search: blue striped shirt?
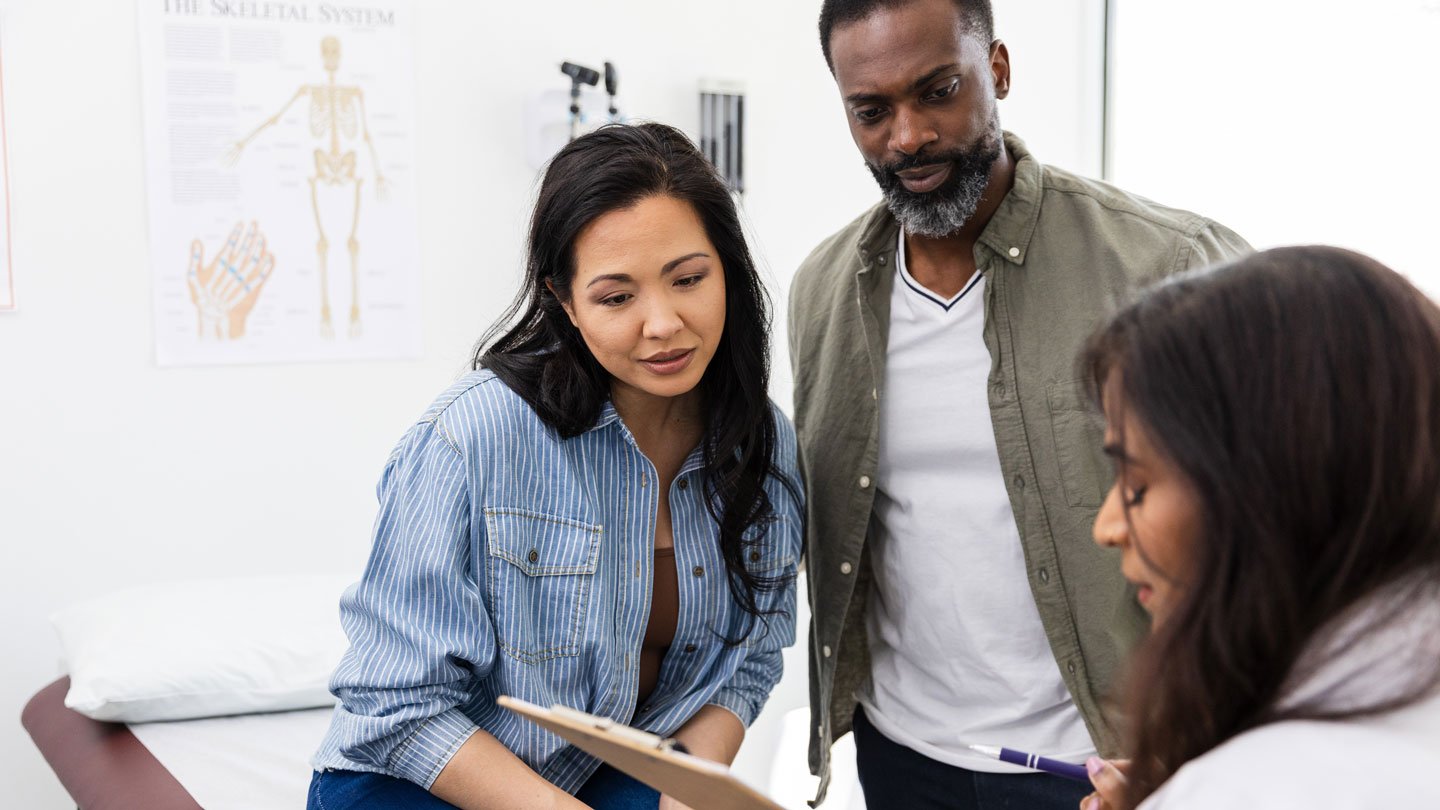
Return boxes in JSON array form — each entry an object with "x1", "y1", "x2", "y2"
[{"x1": 311, "y1": 370, "x2": 803, "y2": 793}]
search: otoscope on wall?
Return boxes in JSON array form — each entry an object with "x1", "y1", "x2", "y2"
[{"x1": 560, "y1": 61, "x2": 600, "y2": 141}]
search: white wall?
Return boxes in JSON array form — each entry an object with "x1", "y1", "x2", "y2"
[
  {"x1": 0, "y1": 1, "x2": 1100, "y2": 804},
  {"x1": 1109, "y1": 0, "x2": 1440, "y2": 294}
]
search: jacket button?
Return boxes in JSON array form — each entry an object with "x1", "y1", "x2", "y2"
[
  {"x1": 1009, "y1": 246, "x2": 1020, "y2": 258},
  {"x1": 1038, "y1": 568, "x2": 1050, "y2": 583},
  {"x1": 678, "y1": 479, "x2": 689, "y2": 491},
  {"x1": 640, "y1": 476, "x2": 648, "y2": 487},
  {"x1": 528, "y1": 549, "x2": 539, "y2": 563},
  {"x1": 693, "y1": 566, "x2": 705, "y2": 577},
  {"x1": 840, "y1": 562, "x2": 853, "y2": 575},
  {"x1": 822, "y1": 645, "x2": 832, "y2": 658},
  {"x1": 684, "y1": 644, "x2": 697, "y2": 653},
  {"x1": 877, "y1": 255, "x2": 887, "y2": 265},
  {"x1": 858, "y1": 475, "x2": 871, "y2": 489},
  {"x1": 749, "y1": 550, "x2": 761, "y2": 562},
  {"x1": 1067, "y1": 661, "x2": 1077, "y2": 674}
]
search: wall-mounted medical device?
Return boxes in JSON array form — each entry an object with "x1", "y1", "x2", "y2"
[
  {"x1": 561, "y1": 61, "x2": 600, "y2": 141},
  {"x1": 558, "y1": 60, "x2": 623, "y2": 142}
]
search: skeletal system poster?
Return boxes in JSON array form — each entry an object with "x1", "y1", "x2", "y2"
[{"x1": 140, "y1": 0, "x2": 421, "y2": 365}]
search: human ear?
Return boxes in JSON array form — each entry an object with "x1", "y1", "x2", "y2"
[
  {"x1": 545, "y1": 279, "x2": 580, "y2": 328},
  {"x1": 990, "y1": 39, "x2": 1011, "y2": 100}
]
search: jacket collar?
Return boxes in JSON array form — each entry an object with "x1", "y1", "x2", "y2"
[{"x1": 1278, "y1": 577, "x2": 1440, "y2": 715}]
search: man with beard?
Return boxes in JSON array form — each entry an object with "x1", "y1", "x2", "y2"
[{"x1": 788, "y1": 1, "x2": 1249, "y2": 808}]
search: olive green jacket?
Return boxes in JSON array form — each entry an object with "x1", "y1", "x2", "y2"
[{"x1": 787, "y1": 133, "x2": 1250, "y2": 804}]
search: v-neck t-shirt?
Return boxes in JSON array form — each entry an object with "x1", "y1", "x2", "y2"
[{"x1": 858, "y1": 229, "x2": 1096, "y2": 772}]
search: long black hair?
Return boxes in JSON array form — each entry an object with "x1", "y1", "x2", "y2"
[
  {"x1": 1083, "y1": 246, "x2": 1440, "y2": 806},
  {"x1": 476, "y1": 122, "x2": 793, "y2": 640}
]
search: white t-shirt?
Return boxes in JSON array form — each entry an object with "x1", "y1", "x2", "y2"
[{"x1": 858, "y1": 229, "x2": 1096, "y2": 772}]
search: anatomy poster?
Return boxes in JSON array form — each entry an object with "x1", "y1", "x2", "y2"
[{"x1": 139, "y1": 0, "x2": 421, "y2": 365}]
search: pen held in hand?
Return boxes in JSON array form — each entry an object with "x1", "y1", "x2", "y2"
[{"x1": 966, "y1": 744, "x2": 1090, "y2": 782}]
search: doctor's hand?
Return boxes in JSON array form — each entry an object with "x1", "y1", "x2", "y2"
[
  {"x1": 1079, "y1": 757, "x2": 1130, "y2": 810},
  {"x1": 659, "y1": 795, "x2": 695, "y2": 810}
]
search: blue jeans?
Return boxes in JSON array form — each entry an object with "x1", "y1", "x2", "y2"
[
  {"x1": 307, "y1": 765, "x2": 658, "y2": 809},
  {"x1": 853, "y1": 706, "x2": 1093, "y2": 810}
]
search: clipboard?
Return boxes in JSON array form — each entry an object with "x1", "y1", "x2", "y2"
[{"x1": 498, "y1": 696, "x2": 785, "y2": 810}]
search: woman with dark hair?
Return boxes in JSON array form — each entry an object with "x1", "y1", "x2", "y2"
[
  {"x1": 1078, "y1": 246, "x2": 1440, "y2": 809},
  {"x1": 306, "y1": 122, "x2": 803, "y2": 810}
]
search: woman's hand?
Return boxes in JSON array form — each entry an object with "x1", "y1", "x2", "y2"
[
  {"x1": 1079, "y1": 757, "x2": 1130, "y2": 810},
  {"x1": 656, "y1": 705, "x2": 744, "y2": 810}
]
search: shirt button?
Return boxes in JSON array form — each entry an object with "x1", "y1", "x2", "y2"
[
  {"x1": 822, "y1": 645, "x2": 832, "y2": 658},
  {"x1": 1067, "y1": 661, "x2": 1077, "y2": 674},
  {"x1": 877, "y1": 255, "x2": 887, "y2": 265},
  {"x1": 871, "y1": 388, "x2": 878, "y2": 401},
  {"x1": 684, "y1": 643, "x2": 697, "y2": 653},
  {"x1": 693, "y1": 566, "x2": 705, "y2": 577},
  {"x1": 840, "y1": 562, "x2": 853, "y2": 575},
  {"x1": 640, "y1": 476, "x2": 648, "y2": 488},
  {"x1": 749, "y1": 550, "x2": 761, "y2": 562},
  {"x1": 528, "y1": 549, "x2": 539, "y2": 563},
  {"x1": 1013, "y1": 475, "x2": 1025, "y2": 490},
  {"x1": 1008, "y1": 247, "x2": 1020, "y2": 258},
  {"x1": 858, "y1": 475, "x2": 871, "y2": 489},
  {"x1": 677, "y1": 479, "x2": 688, "y2": 491},
  {"x1": 1038, "y1": 568, "x2": 1050, "y2": 583}
]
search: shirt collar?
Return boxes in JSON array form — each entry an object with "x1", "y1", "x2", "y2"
[
  {"x1": 976, "y1": 131, "x2": 1043, "y2": 266},
  {"x1": 855, "y1": 130, "x2": 1043, "y2": 269},
  {"x1": 587, "y1": 400, "x2": 623, "y2": 433}
]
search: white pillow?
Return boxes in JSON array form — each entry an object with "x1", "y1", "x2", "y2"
[{"x1": 51, "y1": 574, "x2": 355, "y2": 723}]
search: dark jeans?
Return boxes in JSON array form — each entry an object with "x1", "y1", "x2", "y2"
[
  {"x1": 307, "y1": 764, "x2": 658, "y2": 809},
  {"x1": 853, "y1": 706, "x2": 1092, "y2": 810}
]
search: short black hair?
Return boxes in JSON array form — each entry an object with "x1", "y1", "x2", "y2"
[{"x1": 819, "y1": 0, "x2": 995, "y2": 71}]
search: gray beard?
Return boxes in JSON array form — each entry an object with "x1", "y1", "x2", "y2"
[
  {"x1": 882, "y1": 168, "x2": 992, "y2": 238},
  {"x1": 867, "y1": 121, "x2": 1003, "y2": 238}
]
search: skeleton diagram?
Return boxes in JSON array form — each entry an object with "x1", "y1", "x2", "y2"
[{"x1": 224, "y1": 37, "x2": 388, "y2": 338}]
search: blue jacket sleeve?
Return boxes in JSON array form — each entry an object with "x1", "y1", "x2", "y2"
[{"x1": 326, "y1": 419, "x2": 494, "y2": 788}]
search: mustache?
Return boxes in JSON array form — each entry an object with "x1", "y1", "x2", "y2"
[{"x1": 872, "y1": 149, "x2": 966, "y2": 176}]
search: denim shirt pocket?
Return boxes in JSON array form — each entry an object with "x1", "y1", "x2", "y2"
[
  {"x1": 741, "y1": 515, "x2": 797, "y2": 575},
  {"x1": 1045, "y1": 379, "x2": 1108, "y2": 508},
  {"x1": 484, "y1": 507, "x2": 603, "y2": 664}
]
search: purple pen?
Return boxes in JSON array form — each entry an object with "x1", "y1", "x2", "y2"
[{"x1": 966, "y1": 744, "x2": 1090, "y2": 782}]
